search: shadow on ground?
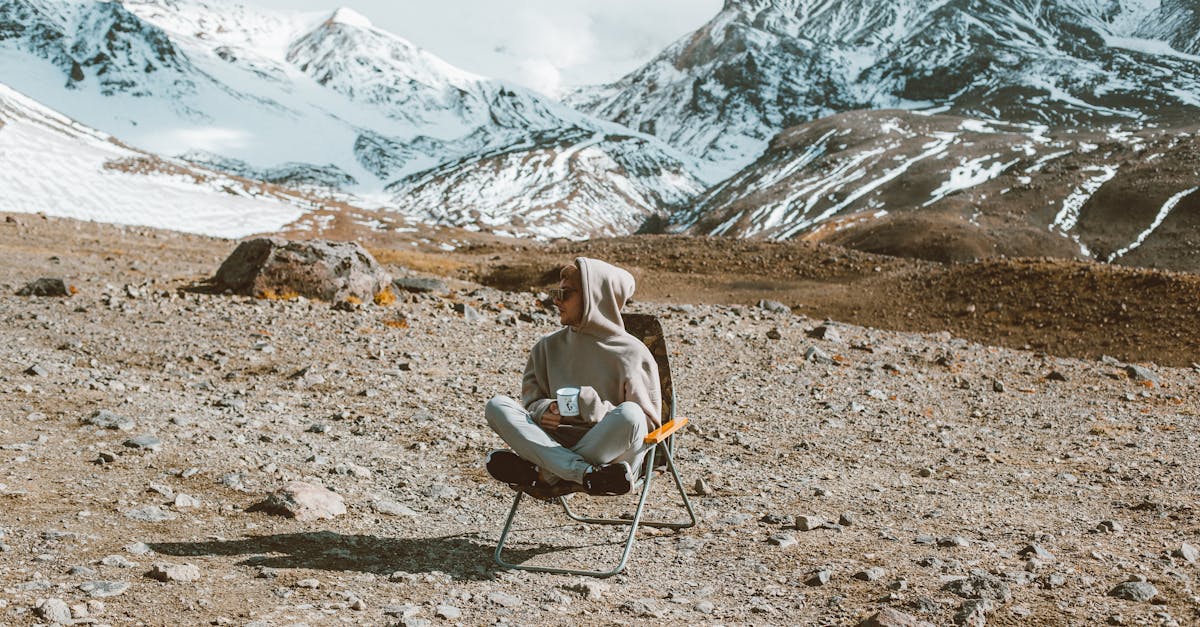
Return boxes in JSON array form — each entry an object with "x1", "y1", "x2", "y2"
[{"x1": 148, "y1": 531, "x2": 577, "y2": 581}]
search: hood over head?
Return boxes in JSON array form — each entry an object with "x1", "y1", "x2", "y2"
[{"x1": 572, "y1": 257, "x2": 634, "y2": 337}]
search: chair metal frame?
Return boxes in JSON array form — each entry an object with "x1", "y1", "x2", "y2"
[{"x1": 493, "y1": 314, "x2": 697, "y2": 578}]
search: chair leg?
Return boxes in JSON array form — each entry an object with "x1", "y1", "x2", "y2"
[
  {"x1": 493, "y1": 448, "x2": 658, "y2": 578},
  {"x1": 561, "y1": 443, "x2": 697, "y2": 530}
]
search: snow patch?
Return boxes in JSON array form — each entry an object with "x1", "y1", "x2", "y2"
[{"x1": 1108, "y1": 186, "x2": 1199, "y2": 261}]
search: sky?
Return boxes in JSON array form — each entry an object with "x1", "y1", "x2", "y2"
[{"x1": 244, "y1": 0, "x2": 723, "y2": 98}]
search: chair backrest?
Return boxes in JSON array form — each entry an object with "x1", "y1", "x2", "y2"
[{"x1": 621, "y1": 313, "x2": 673, "y2": 425}]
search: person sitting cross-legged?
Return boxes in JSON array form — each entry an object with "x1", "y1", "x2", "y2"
[{"x1": 484, "y1": 257, "x2": 661, "y2": 499}]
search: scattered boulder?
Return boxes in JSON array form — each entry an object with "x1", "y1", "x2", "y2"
[
  {"x1": 78, "y1": 581, "x2": 129, "y2": 597},
  {"x1": 125, "y1": 506, "x2": 176, "y2": 522},
  {"x1": 16, "y1": 277, "x2": 70, "y2": 297},
  {"x1": 757, "y1": 299, "x2": 791, "y2": 315},
  {"x1": 796, "y1": 515, "x2": 826, "y2": 531},
  {"x1": 858, "y1": 607, "x2": 921, "y2": 627},
  {"x1": 1173, "y1": 542, "x2": 1198, "y2": 563},
  {"x1": 249, "y1": 481, "x2": 346, "y2": 521},
  {"x1": 123, "y1": 435, "x2": 163, "y2": 452},
  {"x1": 1124, "y1": 364, "x2": 1158, "y2": 385},
  {"x1": 943, "y1": 570, "x2": 1011, "y2": 603},
  {"x1": 954, "y1": 599, "x2": 993, "y2": 626},
  {"x1": 84, "y1": 409, "x2": 135, "y2": 431},
  {"x1": 807, "y1": 324, "x2": 842, "y2": 342},
  {"x1": 36, "y1": 598, "x2": 72, "y2": 624},
  {"x1": 1108, "y1": 580, "x2": 1157, "y2": 602},
  {"x1": 393, "y1": 277, "x2": 448, "y2": 294},
  {"x1": 805, "y1": 346, "x2": 835, "y2": 365},
  {"x1": 147, "y1": 563, "x2": 201, "y2": 582},
  {"x1": 211, "y1": 238, "x2": 391, "y2": 303}
]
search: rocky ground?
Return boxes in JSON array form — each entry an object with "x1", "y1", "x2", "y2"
[{"x1": 1, "y1": 213, "x2": 1198, "y2": 626}]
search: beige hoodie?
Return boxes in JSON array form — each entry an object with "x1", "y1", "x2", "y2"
[{"x1": 521, "y1": 258, "x2": 662, "y2": 437}]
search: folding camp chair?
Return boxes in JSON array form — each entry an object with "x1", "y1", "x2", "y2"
[{"x1": 493, "y1": 313, "x2": 697, "y2": 578}]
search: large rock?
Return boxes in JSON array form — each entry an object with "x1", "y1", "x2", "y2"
[
  {"x1": 16, "y1": 277, "x2": 70, "y2": 297},
  {"x1": 250, "y1": 481, "x2": 346, "y2": 521},
  {"x1": 212, "y1": 238, "x2": 391, "y2": 303}
]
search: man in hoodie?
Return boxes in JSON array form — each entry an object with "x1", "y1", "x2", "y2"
[{"x1": 483, "y1": 257, "x2": 661, "y2": 498}]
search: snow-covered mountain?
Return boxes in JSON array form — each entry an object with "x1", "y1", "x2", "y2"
[
  {"x1": 568, "y1": 0, "x2": 1200, "y2": 177},
  {"x1": 0, "y1": 81, "x2": 317, "y2": 237},
  {"x1": 0, "y1": 0, "x2": 706, "y2": 239},
  {"x1": 676, "y1": 109, "x2": 1200, "y2": 271}
]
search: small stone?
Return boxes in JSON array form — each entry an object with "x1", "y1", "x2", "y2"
[
  {"x1": 839, "y1": 512, "x2": 858, "y2": 526},
  {"x1": 99, "y1": 555, "x2": 136, "y2": 568},
  {"x1": 806, "y1": 569, "x2": 832, "y2": 586},
  {"x1": 37, "y1": 598, "x2": 73, "y2": 624},
  {"x1": 943, "y1": 570, "x2": 1011, "y2": 603},
  {"x1": 768, "y1": 533, "x2": 797, "y2": 548},
  {"x1": 1109, "y1": 581, "x2": 1157, "y2": 602},
  {"x1": 954, "y1": 599, "x2": 994, "y2": 626},
  {"x1": 69, "y1": 565, "x2": 98, "y2": 576},
  {"x1": 807, "y1": 324, "x2": 842, "y2": 342},
  {"x1": 564, "y1": 579, "x2": 607, "y2": 601},
  {"x1": 17, "y1": 278, "x2": 70, "y2": 297},
  {"x1": 84, "y1": 409, "x2": 135, "y2": 431},
  {"x1": 453, "y1": 302, "x2": 483, "y2": 322},
  {"x1": 855, "y1": 567, "x2": 887, "y2": 581},
  {"x1": 796, "y1": 515, "x2": 825, "y2": 531},
  {"x1": 123, "y1": 435, "x2": 163, "y2": 452},
  {"x1": 294, "y1": 578, "x2": 321, "y2": 589},
  {"x1": 918, "y1": 467, "x2": 934, "y2": 478},
  {"x1": 939, "y1": 535, "x2": 970, "y2": 548},
  {"x1": 1096, "y1": 520, "x2": 1124, "y2": 533},
  {"x1": 992, "y1": 379, "x2": 1005, "y2": 393},
  {"x1": 1125, "y1": 364, "x2": 1159, "y2": 385},
  {"x1": 249, "y1": 481, "x2": 345, "y2": 521},
  {"x1": 125, "y1": 542, "x2": 153, "y2": 555},
  {"x1": 147, "y1": 563, "x2": 201, "y2": 582},
  {"x1": 79, "y1": 581, "x2": 130, "y2": 597},
  {"x1": 1018, "y1": 544, "x2": 1055, "y2": 561},
  {"x1": 24, "y1": 364, "x2": 49, "y2": 377},
  {"x1": 695, "y1": 600, "x2": 715, "y2": 614},
  {"x1": 757, "y1": 299, "x2": 790, "y2": 314},
  {"x1": 693, "y1": 477, "x2": 714, "y2": 496},
  {"x1": 1046, "y1": 370, "x2": 1068, "y2": 382},
  {"x1": 766, "y1": 327, "x2": 782, "y2": 340},
  {"x1": 372, "y1": 499, "x2": 417, "y2": 517},
  {"x1": 1173, "y1": 542, "x2": 1198, "y2": 563},
  {"x1": 174, "y1": 493, "x2": 200, "y2": 508},
  {"x1": 620, "y1": 598, "x2": 664, "y2": 618},
  {"x1": 393, "y1": 277, "x2": 448, "y2": 294},
  {"x1": 125, "y1": 505, "x2": 176, "y2": 522},
  {"x1": 435, "y1": 605, "x2": 461, "y2": 619},
  {"x1": 804, "y1": 346, "x2": 835, "y2": 365},
  {"x1": 857, "y1": 607, "x2": 921, "y2": 627},
  {"x1": 487, "y1": 591, "x2": 521, "y2": 608}
]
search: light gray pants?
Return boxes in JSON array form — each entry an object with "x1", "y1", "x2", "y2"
[{"x1": 485, "y1": 395, "x2": 649, "y2": 484}]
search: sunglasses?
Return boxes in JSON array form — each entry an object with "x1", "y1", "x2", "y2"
[{"x1": 548, "y1": 287, "x2": 577, "y2": 301}]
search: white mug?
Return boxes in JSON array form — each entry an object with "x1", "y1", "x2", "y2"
[{"x1": 555, "y1": 386, "x2": 581, "y2": 417}]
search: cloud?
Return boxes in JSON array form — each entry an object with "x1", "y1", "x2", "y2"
[{"x1": 242, "y1": 0, "x2": 722, "y2": 95}]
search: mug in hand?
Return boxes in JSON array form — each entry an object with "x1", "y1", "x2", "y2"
[{"x1": 555, "y1": 386, "x2": 581, "y2": 417}]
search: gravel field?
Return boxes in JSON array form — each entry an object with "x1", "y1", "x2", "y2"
[{"x1": 1, "y1": 214, "x2": 1198, "y2": 626}]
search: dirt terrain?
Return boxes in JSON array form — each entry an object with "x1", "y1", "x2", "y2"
[{"x1": 1, "y1": 213, "x2": 1198, "y2": 626}]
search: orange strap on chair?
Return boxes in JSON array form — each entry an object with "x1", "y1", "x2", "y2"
[{"x1": 643, "y1": 417, "x2": 688, "y2": 444}]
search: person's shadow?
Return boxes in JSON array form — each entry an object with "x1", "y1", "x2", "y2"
[{"x1": 148, "y1": 531, "x2": 573, "y2": 581}]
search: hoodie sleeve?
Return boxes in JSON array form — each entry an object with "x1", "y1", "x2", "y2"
[
  {"x1": 520, "y1": 343, "x2": 553, "y2": 420},
  {"x1": 625, "y1": 354, "x2": 663, "y2": 429}
]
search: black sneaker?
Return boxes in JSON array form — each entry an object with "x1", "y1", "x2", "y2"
[
  {"x1": 583, "y1": 462, "x2": 632, "y2": 496},
  {"x1": 486, "y1": 450, "x2": 537, "y2": 487}
]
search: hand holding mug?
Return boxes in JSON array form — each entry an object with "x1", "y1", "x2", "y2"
[{"x1": 540, "y1": 402, "x2": 562, "y2": 431}]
